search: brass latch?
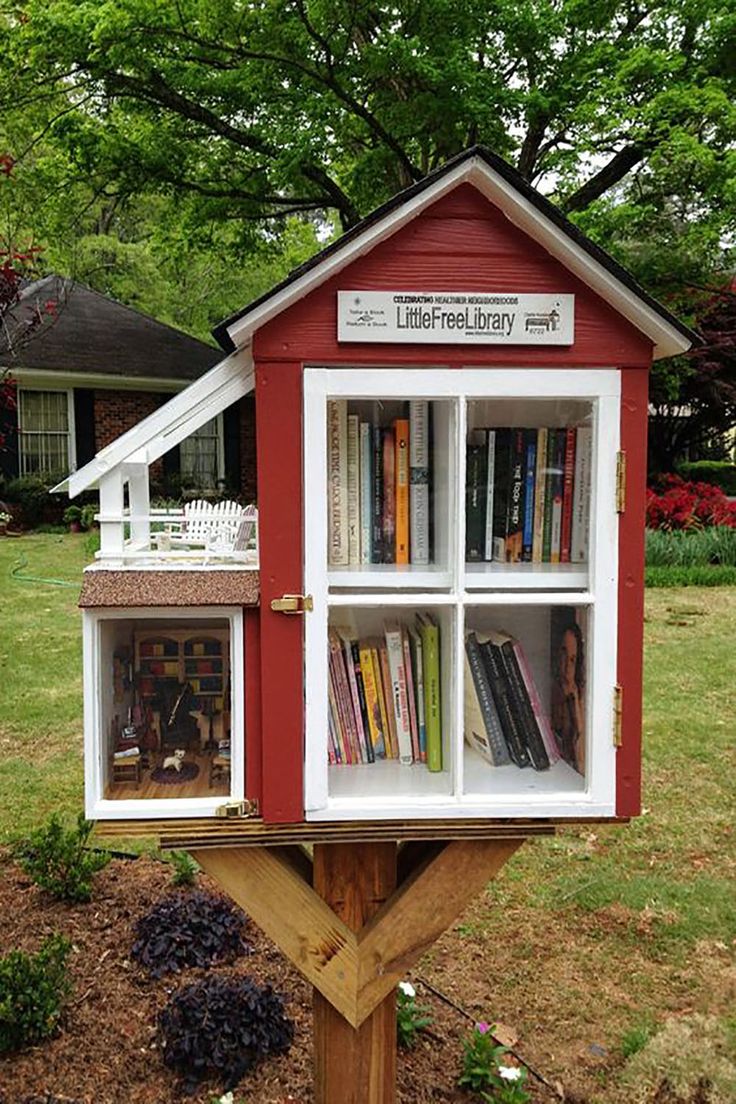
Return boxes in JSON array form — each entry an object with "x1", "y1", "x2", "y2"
[
  {"x1": 616, "y1": 451, "x2": 626, "y2": 513},
  {"x1": 216, "y1": 798, "x2": 260, "y2": 819},
  {"x1": 270, "y1": 593, "x2": 314, "y2": 615},
  {"x1": 613, "y1": 684, "x2": 623, "y2": 747}
]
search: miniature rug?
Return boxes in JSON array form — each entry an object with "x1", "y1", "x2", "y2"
[{"x1": 150, "y1": 763, "x2": 200, "y2": 784}]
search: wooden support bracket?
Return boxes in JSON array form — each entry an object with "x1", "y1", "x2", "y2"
[{"x1": 193, "y1": 836, "x2": 523, "y2": 1029}]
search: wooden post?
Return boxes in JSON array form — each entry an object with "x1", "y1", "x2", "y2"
[{"x1": 313, "y1": 842, "x2": 397, "y2": 1104}]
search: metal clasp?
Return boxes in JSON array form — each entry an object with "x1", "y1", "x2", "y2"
[
  {"x1": 270, "y1": 593, "x2": 314, "y2": 615},
  {"x1": 216, "y1": 799, "x2": 260, "y2": 818}
]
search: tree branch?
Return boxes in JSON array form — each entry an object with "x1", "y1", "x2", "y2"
[{"x1": 561, "y1": 141, "x2": 652, "y2": 213}]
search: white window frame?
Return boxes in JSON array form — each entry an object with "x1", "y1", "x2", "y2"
[
  {"x1": 84, "y1": 606, "x2": 245, "y2": 820},
  {"x1": 17, "y1": 387, "x2": 76, "y2": 476},
  {"x1": 302, "y1": 366, "x2": 620, "y2": 822}
]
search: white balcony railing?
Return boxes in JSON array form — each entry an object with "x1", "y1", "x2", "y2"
[{"x1": 94, "y1": 501, "x2": 258, "y2": 569}]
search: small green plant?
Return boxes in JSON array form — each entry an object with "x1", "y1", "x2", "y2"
[
  {"x1": 170, "y1": 850, "x2": 199, "y2": 887},
  {"x1": 15, "y1": 812, "x2": 111, "y2": 903},
  {"x1": 620, "y1": 1016, "x2": 656, "y2": 1059},
  {"x1": 62, "y1": 504, "x2": 82, "y2": 527},
  {"x1": 459, "y1": 1022, "x2": 530, "y2": 1102},
  {"x1": 396, "y1": 980, "x2": 432, "y2": 1048},
  {"x1": 0, "y1": 934, "x2": 72, "y2": 1054},
  {"x1": 80, "y1": 503, "x2": 98, "y2": 530}
]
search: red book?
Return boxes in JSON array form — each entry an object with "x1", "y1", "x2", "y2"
[{"x1": 560, "y1": 427, "x2": 576, "y2": 564}]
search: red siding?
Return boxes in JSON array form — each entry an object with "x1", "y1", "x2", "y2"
[
  {"x1": 616, "y1": 367, "x2": 648, "y2": 816},
  {"x1": 256, "y1": 361, "x2": 304, "y2": 822},
  {"x1": 254, "y1": 184, "x2": 651, "y2": 368}
]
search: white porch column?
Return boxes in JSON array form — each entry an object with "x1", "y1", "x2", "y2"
[
  {"x1": 98, "y1": 468, "x2": 126, "y2": 562},
  {"x1": 125, "y1": 462, "x2": 150, "y2": 549}
]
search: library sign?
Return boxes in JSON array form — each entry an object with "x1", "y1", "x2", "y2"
[{"x1": 338, "y1": 291, "x2": 574, "y2": 345}]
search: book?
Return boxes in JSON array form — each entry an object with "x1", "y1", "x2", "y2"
[
  {"x1": 464, "y1": 632, "x2": 510, "y2": 766},
  {"x1": 521, "y1": 428, "x2": 537, "y2": 562},
  {"x1": 327, "y1": 663, "x2": 350, "y2": 764},
  {"x1": 340, "y1": 631, "x2": 369, "y2": 763},
  {"x1": 532, "y1": 427, "x2": 547, "y2": 563},
  {"x1": 512, "y1": 638, "x2": 560, "y2": 765},
  {"x1": 465, "y1": 430, "x2": 488, "y2": 562},
  {"x1": 492, "y1": 428, "x2": 511, "y2": 561},
  {"x1": 409, "y1": 627, "x2": 427, "y2": 761},
  {"x1": 417, "y1": 613, "x2": 442, "y2": 772},
  {"x1": 378, "y1": 640, "x2": 398, "y2": 757},
  {"x1": 359, "y1": 421, "x2": 372, "y2": 564},
  {"x1": 385, "y1": 622, "x2": 413, "y2": 763},
  {"x1": 409, "y1": 400, "x2": 430, "y2": 565},
  {"x1": 484, "y1": 429, "x2": 496, "y2": 562},
  {"x1": 359, "y1": 641, "x2": 387, "y2": 758},
  {"x1": 327, "y1": 399, "x2": 349, "y2": 566},
  {"x1": 542, "y1": 428, "x2": 556, "y2": 563},
  {"x1": 549, "y1": 430, "x2": 565, "y2": 563},
  {"x1": 505, "y1": 428, "x2": 525, "y2": 562},
  {"x1": 550, "y1": 607, "x2": 586, "y2": 774},
  {"x1": 349, "y1": 637, "x2": 374, "y2": 763},
  {"x1": 488, "y1": 630, "x2": 550, "y2": 771},
  {"x1": 371, "y1": 641, "x2": 393, "y2": 759},
  {"x1": 382, "y1": 426, "x2": 396, "y2": 563},
  {"x1": 328, "y1": 629, "x2": 357, "y2": 763},
  {"x1": 394, "y1": 418, "x2": 410, "y2": 565},
  {"x1": 560, "y1": 427, "x2": 576, "y2": 563},
  {"x1": 347, "y1": 413, "x2": 360, "y2": 565},
  {"x1": 571, "y1": 426, "x2": 592, "y2": 563},
  {"x1": 402, "y1": 627, "x2": 421, "y2": 763},
  {"x1": 478, "y1": 634, "x2": 529, "y2": 768},
  {"x1": 371, "y1": 421, "x2": 384, "y2": 563}
]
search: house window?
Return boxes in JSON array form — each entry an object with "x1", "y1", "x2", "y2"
[
  {"x1": 179, "y1": 415, "x2": 224, "y2": 489},
  {"x1": 18, "y1": 389, "x2": 75, "y2": 477}
]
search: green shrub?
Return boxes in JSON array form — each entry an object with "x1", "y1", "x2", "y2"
[
  {"x1": 677, "y1": 461, "x2": 736, "y2": 496},
  {"x1": 169, "y1": 850, "x2": 199, "y2": 887},
  {"x1": 3, "y1": 475, "x2": 65, "y2": 528},
  {"x1": 0, "y1": 934, "x2": 72, "y2": 1054},
  {"x1": 80, "y1": 503, "x2": 98, "y2": 530},
  {"x1": 62, "y1": 504, "x2": 82, "y2": 526},
  {"x1": 15, "y1": 813, "x2": 110, "y2": 903},
  {"x1": 645, "y1": 527, "x2": 736, "y2": 567}
]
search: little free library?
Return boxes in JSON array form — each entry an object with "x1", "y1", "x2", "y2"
[{"x1": 56, "y1": 146, "x2": 694, "y2": 1102}]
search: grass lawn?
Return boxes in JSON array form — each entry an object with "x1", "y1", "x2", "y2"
[{"x1": 1, "y1": 532, "x2": 734, "y2": 1101}]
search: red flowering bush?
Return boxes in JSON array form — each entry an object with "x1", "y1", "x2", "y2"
[{"x1": 646, "y1": 474, "x2": 736, "y2": 530}]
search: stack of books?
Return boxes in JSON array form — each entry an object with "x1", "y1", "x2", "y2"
[
  {"x1": 464, "y1": 629, "x2": 560, "y2": 772},
  {"x1": 327, "y1": 616, "x2": 442, "y2": 771},
  {"x1": 465, "y1": 425, "x2": 592, "y2": 564},
  {"x1": 327, "y1": 399, "x2": 431, "y2": 567}
]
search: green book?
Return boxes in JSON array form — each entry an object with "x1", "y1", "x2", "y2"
[{"x1": 417, "y1": 613, "x2": 442, "y2": 772}]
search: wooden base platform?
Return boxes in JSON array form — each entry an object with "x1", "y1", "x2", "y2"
[{"x1": 104, "y1": 754, "x2": 230, "y2": 802}]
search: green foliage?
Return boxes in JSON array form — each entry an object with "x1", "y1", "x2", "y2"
[
  {"x1": 645, "y1": 564, "x2": 736, "y2": 587},
  {"x1": 645, "y1": 527, "x2": 736, "y2": 568},
  {"x1": 618, "y1": 1014, "x2": 736, "y2": 1103},
  {"x1": 678, "y1": 462, "x2": 736, "y2": 496},
  {"x1": 169, "y1": 850, "x2": 199, "y2": 887},
  {"x1": 62, "y1": 504, "x2": 82, "y2": 526},
  {"x1": 396, "y1": 981, "x2": 433, "y2": 1049},
  {"x1": 0, "y1": 934, "x2": 71, "y2": 1054},
  {"x1": 16, "y1": 812, "x2": 110, "y2": 902},
  {"x1": 3, "y1": 476, "x2": 65, "y2": 528},
  {"x1": 458, "y1": 1023, "x2": 511, "y2": 1092},
  {"x1": 80, "y1": 504, "x2": 98, "y2": 530},
  {"x1": 619, "y1": 1016, "x2": 656, "y2": 1060}
]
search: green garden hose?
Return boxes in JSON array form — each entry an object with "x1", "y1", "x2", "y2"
[{"x1": 9, "y1": 552, "x2": 79, "y2": 588}]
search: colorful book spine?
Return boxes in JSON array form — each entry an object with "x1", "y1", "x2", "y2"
[
  {"x1": 327, "y1": 399, "x2": 348, "y2": 566},
  {"x1": 505, "y1": 428, "x2": 525, "y2": 562},
  {"x1": 341, "y1": 633, "x2": 368, "y2": 762},
  {"x1": 492, "y1": 428, "x2": 511, "y2": 561},
  {"x1": 464, "y1": 633, "x2": 510, "y2": 766},
  {"x1": 410, "y1": 628, "x2": 427, "y2": 761},
  {"x1": 484, "y1": 429, "x2": 496, "y2": 561},
  {"x1": 532, "y1": 426, "x2": 547, "y2": 563},
  {"x1": 328, "y1": 630, "x2": 357, "y2": 763},
  {"x1": 382, "y1": 426, "x2": 396, "y2": 564},
  {"x1": 359, "y1": 642, "x2": 386, "y2": 758},
  {"x1": 347, "y1": 413, "x2": 360, "y2": 566},
  {"x1": 402, "y1": 627, "x2": 421, "y2": 763},
  {"x1": 418, "y1": 614, "x2": 442, "y2": 772},
  {"x1": 409, "y1": 400, "x2": 430, "y2": 565},
  {"x1": 571, "y1": 426, "x2": 592, "y2": 563},
  {"x1": 385, "y1": 623, "x2": 413, "y2": 763},
  {"x1": 465, "y1": 430, "x2": 487, "y2": 562},
  {"x1": 550, "y1": 429, "x2": 566, "y2": 563},
  {"x1": 378, "y1": 641, "x2": 398, "y2": 757},
  {"x1": 371, "y1": 422, "x2": 384, "y2": 564},
  {"x1": 542, "y1": 428, "x2": 557, "y2": 563},
  {"x1": 521, "y1": 429, "x2": 537, "y2": 562},
  {"x1": 359, "y1": 420, "x2": 372, "y2": 564},
  {"x1": 560, "y1": 427, "x2": 576, "y2": 563},
  {"x1": 394, "y1": 418, "x2": 410, "y2": 565},
  {"x1": 350, "y1": 638, "x2": 374, "y2": 763}
]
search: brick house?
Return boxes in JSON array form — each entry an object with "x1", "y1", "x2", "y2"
[{"x1": 0, "y1": 276, "x2": 256, "y2": 500}]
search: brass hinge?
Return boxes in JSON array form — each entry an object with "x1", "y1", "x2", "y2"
[
  {"x1": 616, "y1": 451, "x2": 626, "y2": 513},
  {"x1": 613, "y1": 684, "x2": 623, "y2": 747},
  {"x1": 216, "y1": 798, "x2": 260, "y2": 819},
  {"x1": 270, "y1": 593, "x2": 314, "y2": 615}
]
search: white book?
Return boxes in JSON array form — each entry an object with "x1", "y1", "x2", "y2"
[
  {"x1": 484, "y1": 429, "x2": 496, "y2": 561},
  {"x1": 327, "y1": 399, "x2": 348, "y2": 566},
  {"x1": 571, "y1": 426, "x2": 593, "y2": 563},
  {"x1": 114, "y1": 746, "x2": 140, "y2": 759},
  {"x1": 384, "y1": 623, "x2": 414, "y2": 763},
  {"x1": 409, "y1": 400, "x2": 429, "y2": 565},
  {"x1": 347, "y1": 413, "x2": 360, "y2": 565},
  {"x1": 359, "y1": 421, "x2": 372, "y2": 564},
  {"x1": 532, "y1": 427, "x2": 548, "y2": 563}
]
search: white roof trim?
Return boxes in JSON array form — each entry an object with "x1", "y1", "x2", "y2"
[
  {"x1": 54, "y1": 347, "x2": 254, "y2": 497},
  {"x1": 224, "y1": 155, "x2": 690, "y2": 361}
]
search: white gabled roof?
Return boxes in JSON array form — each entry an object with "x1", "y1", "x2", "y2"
[
  {"x1": 55, "y1": 346, "x2": 254, "y2": 498},
  {"x1": 213, "y1": 148, "x2": 695, "y2": 361}
]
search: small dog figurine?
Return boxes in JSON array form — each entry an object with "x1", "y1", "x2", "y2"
[{"x1": 162, "y1": 749, "x2": 186, "y2": 772}]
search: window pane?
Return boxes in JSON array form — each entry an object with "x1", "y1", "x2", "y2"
[
  {"x1": 180, "y1": 418, "x2": 220, "y2": 488},
  {"x1": 18, "y1": 390, "x2": 70, "y2": 477}
]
